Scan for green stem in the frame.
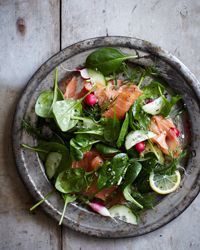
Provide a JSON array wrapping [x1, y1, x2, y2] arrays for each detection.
[[21, 144, 49, 154], [30, 190, 53, 211], [59, 198, 68, 225], [138, 74, 145, 89]]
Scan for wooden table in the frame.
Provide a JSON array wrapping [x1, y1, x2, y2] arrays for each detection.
[[0, 1, 200, 249]]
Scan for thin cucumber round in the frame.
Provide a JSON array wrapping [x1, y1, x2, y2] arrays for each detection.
[[125, 130, 156, 150], [45, 152, 62, 179], [109, 205, 137, 225], [142, 97, 163, 115], [87, 69, 106, 85]]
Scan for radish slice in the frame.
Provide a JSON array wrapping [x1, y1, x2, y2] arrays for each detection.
[[125, 130, 156, 150], [142, 97, 163, 115], [79, 68, 90, 79]]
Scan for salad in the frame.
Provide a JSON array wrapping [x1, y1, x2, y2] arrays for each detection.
[[22, 47, 186, 225]]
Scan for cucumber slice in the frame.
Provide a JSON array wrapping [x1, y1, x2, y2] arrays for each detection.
[[109, 205, 137, 225], [142, 97, 163, 115], [125, 130, 156, 150], [87, 68, 106, 85], [45, 152, 62, 179]]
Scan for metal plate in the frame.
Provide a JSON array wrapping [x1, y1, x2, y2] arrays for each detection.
[[12, 37, 200, 238]]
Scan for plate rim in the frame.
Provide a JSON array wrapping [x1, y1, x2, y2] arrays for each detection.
[[12, 36, 200, 238]]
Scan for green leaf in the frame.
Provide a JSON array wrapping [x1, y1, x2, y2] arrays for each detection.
[[123, 185, 143, 209], [103, 117, 121, 142], [131, 99, 151, 130], [55, 168, 88, 193], [95, 143, 120, 155], [35, 90, 54, 118], [53, 99, 82, 132], [97, 153, 129, 189], [123, 160, 142, 187], [75, 134, 100, 148], [35, 68, 63, 118], [70, 138, 84, 161], [117, 112, 129, 148], [45, 152, 62, 179], [70, 134, 100, 161], [85, 47, 137, 76]]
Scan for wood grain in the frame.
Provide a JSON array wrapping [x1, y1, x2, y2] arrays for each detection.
[[0, 1, 61, 249]]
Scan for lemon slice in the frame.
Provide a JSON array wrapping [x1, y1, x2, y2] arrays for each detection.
[[149, 170, 181, 195]]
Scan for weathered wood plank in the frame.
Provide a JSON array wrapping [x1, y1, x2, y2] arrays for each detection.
[[0, 1, 61, 249], [62, 0, 200, 79], [61, 0, 200, 249]]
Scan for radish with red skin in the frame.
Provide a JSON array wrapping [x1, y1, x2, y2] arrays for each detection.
[[88, 202, 111, 217], [170, 127, 180, 137], [85, 93, 97, 106], [135, 141, 145, 153]]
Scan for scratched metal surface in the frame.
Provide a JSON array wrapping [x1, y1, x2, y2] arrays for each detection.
[[0, 0, 200, 249]]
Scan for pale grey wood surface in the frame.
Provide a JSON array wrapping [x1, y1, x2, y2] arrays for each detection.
[[0, 1, 61, 250], [0, 0, 200, 249]]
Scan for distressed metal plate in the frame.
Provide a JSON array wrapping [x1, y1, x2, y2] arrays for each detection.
[[12, 37, 200, 238]]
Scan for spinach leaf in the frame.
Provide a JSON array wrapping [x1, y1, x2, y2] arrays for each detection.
[[97, 153, 129, 189], [75, 134, 100, 147], [95, 143, 120, 155], [131, 99, 150, 130], [35, 68, 63, 118], [135, 152, 159, 193], [70, 138, 84, 161], [123, 185, 143, 209], [122, 160, 142, 187], [117, 112, 129, 148], [53, 99, 82, 132], [55, 168, 89, 193], [75, 127, 104, 136], [35, 90, 54, 118], [85, 47, 137, 76], [45, 152, 62, 179], [70, 134, 100, 161], [103, 117, 121, 142]]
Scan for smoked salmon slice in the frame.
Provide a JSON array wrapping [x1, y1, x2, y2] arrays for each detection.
[[63, 76, 77, 99], [149, 115, 181, 157], [84, 181, 117, 201], [72, 150, 103, 172], [102, 84, 142, 119]]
